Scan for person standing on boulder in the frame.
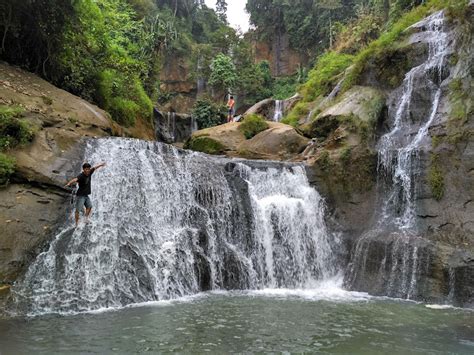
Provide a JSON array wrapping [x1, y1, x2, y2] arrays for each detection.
[[65, 162, 106, 226], [227, 95, 235, 123]]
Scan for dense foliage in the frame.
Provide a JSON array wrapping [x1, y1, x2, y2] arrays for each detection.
[[191, 97, 227, 129]]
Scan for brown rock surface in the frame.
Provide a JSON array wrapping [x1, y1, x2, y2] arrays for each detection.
[[188, 122, 309, 160]]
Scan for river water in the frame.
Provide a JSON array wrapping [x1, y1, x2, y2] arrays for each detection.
[[1, 287, 473, 354]]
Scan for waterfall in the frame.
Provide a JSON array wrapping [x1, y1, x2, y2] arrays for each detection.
[[12, 138, 336, 315], [346, 11, 450, 299], [191, 116, 198, 132], [273, 100, 283, 121], [166, 112, 176, 142]]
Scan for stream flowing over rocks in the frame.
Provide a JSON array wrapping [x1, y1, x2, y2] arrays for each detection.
[[10, 138, 338, 315], [1, 7, 473, 316], [340, 11, 473, 306]]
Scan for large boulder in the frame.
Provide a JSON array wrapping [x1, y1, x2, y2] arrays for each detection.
[[185, 122, 309, 160]]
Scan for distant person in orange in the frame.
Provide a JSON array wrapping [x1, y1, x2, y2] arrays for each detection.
[[227, 95, 235, 123]]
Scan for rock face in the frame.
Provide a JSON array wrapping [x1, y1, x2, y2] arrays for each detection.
[[250, 32, 309, 76], [0, 62, 150, 300], [302, 8, 474, 306], [158, 56, 197, 113], [186, 122, 309, 160], [154, 109, 197, 144]]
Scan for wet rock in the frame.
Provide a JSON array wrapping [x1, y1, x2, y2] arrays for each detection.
[[154, 108, 197, 143]]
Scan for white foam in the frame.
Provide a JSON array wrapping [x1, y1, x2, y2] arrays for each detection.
[[245, 278, 372, 303], [425, 304, 454, 310]]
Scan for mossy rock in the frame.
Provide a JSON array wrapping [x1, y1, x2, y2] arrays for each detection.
[[184, 136, 225, 155], [239, 114, 269, 139], [311, 145, 377, 197], [302, 86, 385, 142]]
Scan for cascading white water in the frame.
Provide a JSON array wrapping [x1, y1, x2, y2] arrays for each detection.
[[12, 138, 336, 315], [377, 11, 447, 230], [273, 100, 283, 121], [347, 11, 450, 299], [166, 112, 176, 142]]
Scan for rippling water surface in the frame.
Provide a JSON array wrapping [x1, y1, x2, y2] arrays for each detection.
[[1, 289, 473, 354]]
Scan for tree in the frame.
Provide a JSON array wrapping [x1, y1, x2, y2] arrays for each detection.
[[319, 0, 343, 47], [216, 0, 228, 23], [208, 53, 237, 96]]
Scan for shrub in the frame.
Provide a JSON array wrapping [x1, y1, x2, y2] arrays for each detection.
[[0, 105, 35, 150], [239, 114, 269, 139], [192, 98, 227, 129], [333, 9, 383, 55], [0, 153, 16, 186], [109, 99, 140, 127], [97, 70, 152, 126]]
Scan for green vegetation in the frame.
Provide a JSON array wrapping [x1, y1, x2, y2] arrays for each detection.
[[428, 154, 444, 201], [282, 102, 309, 127], [0, 153, 16, 186], [340, 146, 352, 166], [0, 104, 35, 187], [448, 78, 470, 124], [272, 75, 300, 100], [342, 0, 468, 91], [184, 136, 225, 155], [318, 151, 331, 171], [300, 52, 354, 102], [246, 0, 358, 55], [209, 54, 237, 93], [239, 114, 269, 139], [0, 105, 35, 150], [192, 98, 227, 129]]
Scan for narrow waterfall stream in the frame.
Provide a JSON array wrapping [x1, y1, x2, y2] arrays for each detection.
[[11, 138, 337, 316], [273, 100, 283, 121], [346, 11, 451, 299]]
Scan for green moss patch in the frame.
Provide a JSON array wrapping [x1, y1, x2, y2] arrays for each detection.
[[428, 154, 444, 201], [185, 136, 225, 155], [239, 114, 269, 139], [0, 105, 35, 151], [0, 153, 16, 186]]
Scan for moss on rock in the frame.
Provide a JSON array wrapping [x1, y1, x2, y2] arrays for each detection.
[[428, 154, 444, 201], [0, 153, 16, 186], [239, 114, 269, 139], [184, 136, 225, 155]]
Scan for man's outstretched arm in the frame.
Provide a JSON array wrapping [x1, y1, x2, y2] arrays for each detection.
[[65, 177, 78, 187], [93, 162, 107, 170]]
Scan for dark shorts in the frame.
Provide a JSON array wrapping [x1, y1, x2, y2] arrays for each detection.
[[76, 195, 92, 212], [228, 108, 234, 115]]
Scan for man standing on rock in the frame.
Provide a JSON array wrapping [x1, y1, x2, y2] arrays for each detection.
[[227, 95, 235, 123], [65, 162, 106, 226]]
